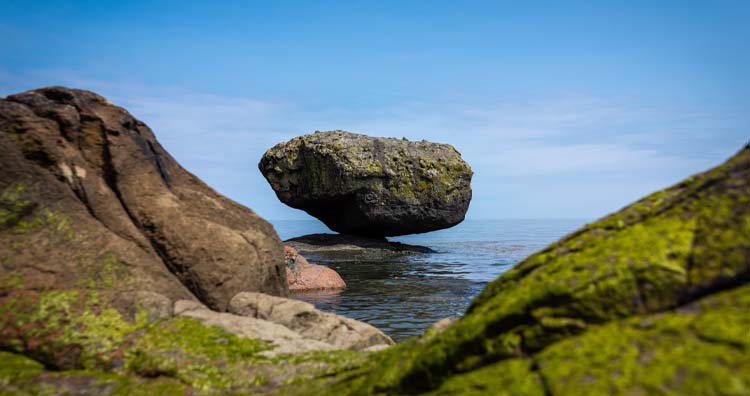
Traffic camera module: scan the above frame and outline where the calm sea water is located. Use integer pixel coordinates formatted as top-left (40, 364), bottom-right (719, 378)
top-left (272, 219), bottom-right (587, 342)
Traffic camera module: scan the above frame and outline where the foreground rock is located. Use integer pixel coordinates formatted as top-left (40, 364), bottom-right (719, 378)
top-left (286, 233), bottom-right (433, 263)
top-left (292, 144), bottom-right (750, 395)
top-left (0, 87), bottom-right (286, 311)
top-left (175, 292), bottom-right (393, 356)
top-left (0, 287), bottom-right (390, 394)
top-left (285, 245), bottom-right (347, 291)
top-left (259, 130), bottom-right (472, 236)
top-left (229, 292), bottom-right (394, 351)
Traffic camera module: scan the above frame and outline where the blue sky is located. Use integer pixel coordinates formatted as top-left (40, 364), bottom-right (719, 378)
top-left (1, 1), bottom-right (748, 221)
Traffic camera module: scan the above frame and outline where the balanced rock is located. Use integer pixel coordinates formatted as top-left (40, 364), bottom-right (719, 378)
top-left (0, 86), bottom-right (286, 311)
top-left (259, 130), bottom-right (472, 236)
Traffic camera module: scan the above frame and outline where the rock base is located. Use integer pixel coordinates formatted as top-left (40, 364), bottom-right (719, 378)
top-left (286, 233), bottom-right (433, 263)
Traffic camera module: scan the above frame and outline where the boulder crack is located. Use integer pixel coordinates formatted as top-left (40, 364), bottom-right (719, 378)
top-left (98, 125), bottom-right (206, 305)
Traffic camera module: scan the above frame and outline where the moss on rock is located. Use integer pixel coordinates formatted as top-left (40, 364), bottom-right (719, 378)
top-left (0, 182), bottom-right (72, 239)
top-left (0, 283), bottom-right (373, 395)
top-left (259, 130), bottom-right (472, 236)
top-left (0, 351), bottom-right (189, 396)
top-left (285, 145), bottom-right (750, 395)
top-left (536, 285), bottom-right (750, 395)
top-left (0, 351), bottom-right (44, 386)
top-left (426, 358), bottom-right (545, 396)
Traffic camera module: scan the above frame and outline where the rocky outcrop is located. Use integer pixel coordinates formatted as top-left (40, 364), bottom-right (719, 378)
top-left (285, 245), bottom-right (347, 291)
top-left (0, 86), bottom-right (286, 311)
top-left (285, 144), bottom-right (750, 395)
top-left (259, 130), bottom-right (472, 236)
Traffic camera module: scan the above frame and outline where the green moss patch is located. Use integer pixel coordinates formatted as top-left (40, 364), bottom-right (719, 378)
top-left (537, 286), bottom-right (750, 396)
top-left (290, 145), bottom-right (750, 395)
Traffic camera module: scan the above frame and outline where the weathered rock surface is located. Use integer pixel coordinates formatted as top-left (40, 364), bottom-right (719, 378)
top-left (0, 86), bottom-right (286, 311)
top-left (174, 299), bottom-right (336, 356)
top-left (285, 245), bottom-right (347, 291)
top-left (300, 144), bottom-right (750, 395)
top-left (229, 292), bottom-right (394, 351)
top-left (259, 130), bottom-right (472, 236)
top-left (0, 287), bottom-right (392, 393)
top-left (0, 287), bottom-right (371, 395)
top-left (286, 233), bottom-right (433, 263)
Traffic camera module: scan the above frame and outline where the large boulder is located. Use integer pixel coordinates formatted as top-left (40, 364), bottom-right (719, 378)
top-left (0, 86), bottom-right (287, 311)
top-left (259, 130), bottom-right (472, 236)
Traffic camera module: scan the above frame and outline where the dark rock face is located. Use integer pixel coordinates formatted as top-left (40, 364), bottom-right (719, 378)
top-left (0, 86), bottom-right (287, 311)
top-left (259, 130), bottom-right (472, 236)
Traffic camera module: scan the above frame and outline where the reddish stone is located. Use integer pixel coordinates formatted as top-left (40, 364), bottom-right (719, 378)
top-left (284, 246), bottom-right (346, 291)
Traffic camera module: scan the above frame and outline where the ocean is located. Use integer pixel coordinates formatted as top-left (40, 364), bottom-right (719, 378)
top-left (272, 218), bottom-right (588, 342)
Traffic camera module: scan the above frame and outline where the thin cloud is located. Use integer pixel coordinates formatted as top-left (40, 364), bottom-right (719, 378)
top-left (1, 68), bottom-right (744, 219)
top-left (475, 143), bottom-right (712, 177)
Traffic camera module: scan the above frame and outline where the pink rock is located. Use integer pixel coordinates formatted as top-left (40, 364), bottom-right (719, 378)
top-left (284, 245), bottom-right (346, 291)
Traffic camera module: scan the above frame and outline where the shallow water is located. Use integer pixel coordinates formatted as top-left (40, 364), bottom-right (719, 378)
top-left (273, 219), bottom-right (587, 342)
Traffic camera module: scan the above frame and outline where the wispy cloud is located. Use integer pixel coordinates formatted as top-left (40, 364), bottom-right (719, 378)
top-left (476, 143), bottom-right (710, 177)
top-left (1, 68), bottom-right (745, 219)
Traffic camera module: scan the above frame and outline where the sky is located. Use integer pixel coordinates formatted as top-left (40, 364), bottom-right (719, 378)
top-left (1, 1), bottom-right (748, 221)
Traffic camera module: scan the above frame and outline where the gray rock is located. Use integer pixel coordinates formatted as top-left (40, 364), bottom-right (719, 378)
top-left (228, 292), bottom-right (394, 351)
top-left (172, 293), bottom-right (394, 355)
top-left (363, 344), bottom-right (391, 352)
top-left (174, 299), bottom-right (333, 357)
top-left (133, 291), bottom-right (173, 321)
top-left (173, 299), bottom-right (208, 315)
top-left (259, 130), bottom-right (472, 236)
top-left (429, 317), bottom-right (456, 333)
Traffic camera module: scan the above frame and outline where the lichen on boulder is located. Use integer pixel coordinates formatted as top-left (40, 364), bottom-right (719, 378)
top-left (259, 130), bottom-right (472, 236)
top-left (0, 284), bottom-right (374, 395)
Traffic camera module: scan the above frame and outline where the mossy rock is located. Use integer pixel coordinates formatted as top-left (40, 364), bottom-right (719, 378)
top-left (287, 144), bottom-right (750, 395)
top-left (0, 286), bottom-right (368, 395)
top-left (259, 130), bottom-right (472, 236)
